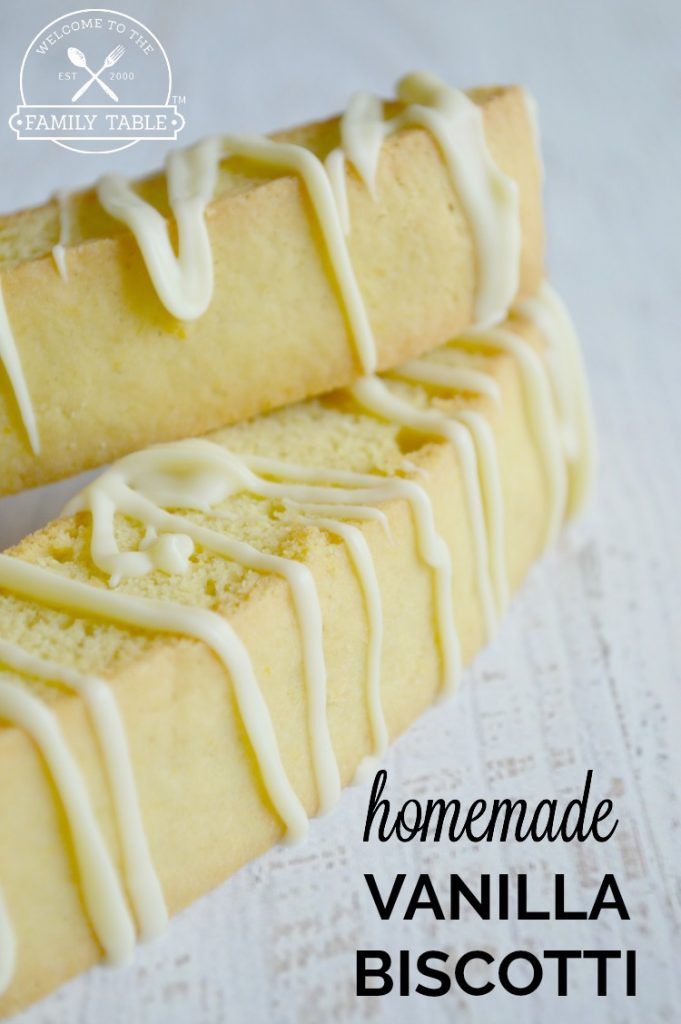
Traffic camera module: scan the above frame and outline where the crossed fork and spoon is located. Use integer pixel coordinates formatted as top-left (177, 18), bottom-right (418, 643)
top-left (67, 45), bottom-right (126, 102)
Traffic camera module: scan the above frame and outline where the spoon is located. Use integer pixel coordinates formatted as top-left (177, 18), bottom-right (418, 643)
top-left (67, 47), bottom-right (119, 102)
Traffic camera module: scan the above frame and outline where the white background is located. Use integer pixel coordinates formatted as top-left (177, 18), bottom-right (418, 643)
top-left (1, 1), bottom-right (680, 1021)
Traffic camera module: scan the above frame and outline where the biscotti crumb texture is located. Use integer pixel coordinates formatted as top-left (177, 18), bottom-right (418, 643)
top-left (0, 82), bottom-right (543, 496)
top-left (0, 284), bottom-right (595, 1015)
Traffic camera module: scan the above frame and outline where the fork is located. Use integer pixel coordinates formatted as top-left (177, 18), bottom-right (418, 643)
top-left (71, 45), bottom-right (126, 103)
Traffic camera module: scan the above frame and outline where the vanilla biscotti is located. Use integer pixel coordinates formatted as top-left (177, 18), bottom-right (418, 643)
top-left (0, 284), bottom-right (593, 1015)
top-left (0, 77), bottom-right (543, 496)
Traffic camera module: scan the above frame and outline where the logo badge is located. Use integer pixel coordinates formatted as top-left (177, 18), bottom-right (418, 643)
top-left (9, 8), bottom-right (185, 153)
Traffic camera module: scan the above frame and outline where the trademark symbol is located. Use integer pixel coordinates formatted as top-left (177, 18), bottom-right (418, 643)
top-left (172, 94), bottom-right (186, 105)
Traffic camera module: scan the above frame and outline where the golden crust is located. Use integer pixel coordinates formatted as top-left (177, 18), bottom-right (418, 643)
top-left (0, 86), bottom-right (543, 496)
top-left (0, 316), bottom-right (552, 1015)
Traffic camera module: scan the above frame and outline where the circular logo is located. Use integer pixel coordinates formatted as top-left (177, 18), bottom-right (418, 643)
top-left (9, 8), bottom-right (185, 153)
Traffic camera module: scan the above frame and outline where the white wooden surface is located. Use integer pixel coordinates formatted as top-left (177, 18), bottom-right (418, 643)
top-left (1, 1), bottom-right (680, 1020)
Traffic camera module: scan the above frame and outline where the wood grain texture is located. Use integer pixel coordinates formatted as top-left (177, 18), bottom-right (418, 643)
top-left (1, 0), bottom-right (680, 1021)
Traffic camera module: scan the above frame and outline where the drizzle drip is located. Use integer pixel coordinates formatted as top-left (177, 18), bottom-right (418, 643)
top-left (63, 439), bottom-right (460, 706)
top-left (0, 281), bottom-right (40, 455)
top-left (0, 676), bottom-right (135, 967)
top-left (0, 72), bottom-right (525, 460)
top-left (287, 509), bottom-right (387, 783)
top-left (0, 639), bottom-right (168, 941)
top-left (332, 72), bottom-right (521, 328)
top-left (0, 552), bottom-right (310, 846)
top-left (51, 189), bottom-right (72, 281)
top-left (395, 73), bottom-right (520, 329)
top-left (96, 137), bottom-right (222, 322)
top-left (386, 355), bottom-right (509, 618)
top-left (0, 439), bottom-right (458, 994)
top-left (350, 375), bottom-right (505, 638)
top-left (514, 281), bottom-right (597, 515)
top-left (389, 357), bottom-right (502, 402)
top-left (0, 888), bottom-right (15, 997)
top-left (0, 281), bottom-right (595, 996)
top-left (221, 135), bottom-right (378, 374)
top-left (465, 326), bottom-right (567, 548)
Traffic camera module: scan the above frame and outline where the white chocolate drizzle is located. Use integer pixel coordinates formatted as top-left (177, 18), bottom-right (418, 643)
top-left (389, 358), bottom-right (502, 402)
top-left (233, 451), bottom-right (461, 694)
top-left (0, 281), bottom-right (596, 995)
top-left (289, 509), bottom-right (387, 784)
top-left (0, 552), bottom-right (310, 845)
top-left (224, 134), bottom-right (380, 373)
top-left (514, 281), bottom-right (597, 515)
top-left (339, 91), bottom-right (386, 201)
top-left (451, 282), bottom-right (594, 548)
top-left (51, 189), bottom-right (72, 281)
top-left (350, 375), bottom-right (505, 637)
top-left (348, 279), bottom-right (594, 630)
top-left (65, 453), bottom-right (341, 818)
top-left (0, 72), bottom-right (527, 461)
top-left (464, 325), bottom-right (567, 548)
top-left (63, 438), bottom-right (459, 701)
top-left (96, 136), bottom-right (222, 322)
top-left (389, 356), bottom-right (509, 611)
top-left (0, 888), bottom-right (15, 997)
top-left (0, 281), bottom-right (40, 455)
top-left (0, 675), bottom-right (135, 967)
top-left (0, 639), bottom-right (168, 941)
top-left (389, 71), bottom-right (521, 329)
top-left (0, 438), bottom-right (459, 994)
top-left (331, 73), bottom-right (521, 329)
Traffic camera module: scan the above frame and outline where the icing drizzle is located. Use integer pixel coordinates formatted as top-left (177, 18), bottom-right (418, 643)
top-left (350, 375), bottom-right (505, 637)
top-left (0, 71), bottom-right (523, 458)
top-left (97, 137), bottom-right (222, 322)
top-left (0, 639), bottom-right (168, 943)
top-left (51, 189), bottom-right (72, 281)
top-left (514, 281), bottom-right (597, 516)
top-left (466, 325), bottom-right (567, 548)
top-left (338, 73), bottom-right (520, 329)
top-left (0, 552), bottom-right (310, 846)
top-left (0, 282), bottom-right (40, 455)
top-left (0, 675), bottom-right (135, 964)
top-left (0, 889), bottom-right (14, 997)
top-left (287, 510), bottom-right (387, 783)
top-left (0, 445), bottom-right (456, 993)
top-left (0, 283), bottom-right (594, 996)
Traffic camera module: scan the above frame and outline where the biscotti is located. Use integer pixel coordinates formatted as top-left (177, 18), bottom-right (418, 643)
top-left (0, 74), bottom-right (543, 497)
top-left (0, 282), bottom-right (593, 1015)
